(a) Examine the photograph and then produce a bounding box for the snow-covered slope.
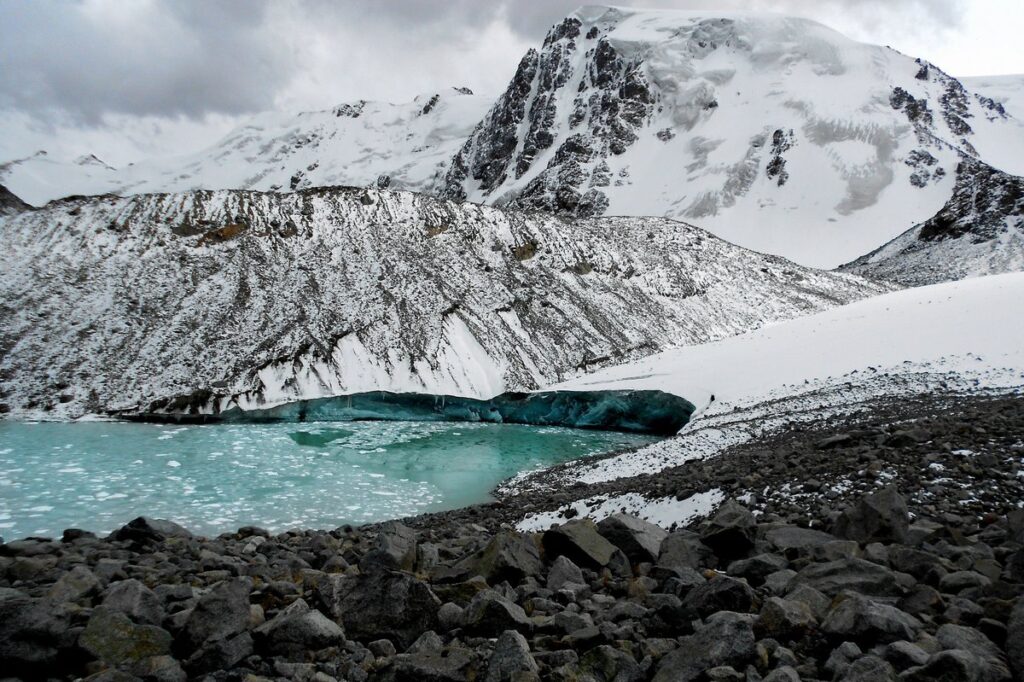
[443,7,1024,268]
[0,186,884,420]
[963,74,1024,121]
[522,272,1024,492]
[840,160,1024,286]
[0,89,489,207]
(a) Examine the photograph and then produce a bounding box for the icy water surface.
[0,421,656,539]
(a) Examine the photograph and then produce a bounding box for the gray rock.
[763,666,801,682]
[179,577,251,653]
[935,623,1010,681]
[330,570,440,649]
[838,654,895,681]
[80,606,173,666]
[681,575,755,619]
[765,525,839,554]
[253,598,345,657]
[378,644,481,682]
[653,611,756,682]
[443,531,542,586]
[485,629,538,682]
[833,486,909,544]
[940,571,992,593]
[758,596,817,639]
[902,649,989,681]
[785,583,832,621]
[360,522,418,573]
[438,602,464,632]
[546,555,584,592]
[596,513,668,564]
[822,593,922,644]
[128,654,187,682]
[580,644,642,682]
[542,519,618,569]
[368,638,397,658]
[701,500,756,561]
[763,569,797,596]
[0,595,74,674]
[793,557,904,598]
[103,579,164,626]
[109,517,192,545]
[1008,598,1024,680]
[727,553,788,586]
[884,640,930,668]
[658,529,716,570]
[462,590,532,637]
[46,564,101,603]
[407,630,444,655]
[184,631,253,674]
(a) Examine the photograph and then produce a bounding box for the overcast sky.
[1,0,1022,167]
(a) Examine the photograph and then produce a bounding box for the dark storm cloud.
[0,0,970,125]
[0,0,291,122]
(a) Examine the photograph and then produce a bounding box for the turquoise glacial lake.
[0,421,656,540]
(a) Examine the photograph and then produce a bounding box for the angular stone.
[580,644,641,682]
[360,522,418,573]
[793,557,904,598]
[485,629,538,682]
[378,645,481,682]
[681,575,755,619]
[443,531,542,586]
[653,611,756,682]
[822,593,922,644]
[462,590,532,637]
[727,553,788,586]
[838,654,896,681]
[128,654,187,682]
[329,570,440,649]
[935,623,1010,681]
[597,513,668,564]
[765,525,839,555]
[46,564,101,603]
[109,517,192,546]
[542,520,618,569]
[902,649,989,682]
[758,596,816,639]
[658,529,716,570]
[546,555,584,592]
[253,598,345,657]
[833,486,909,544]
[81,606,173,666]
[1008,598,1024,680]
[103,579,164,626]
[184,631,253,674]
[0,595,74,674]
[701,500,756,562]
[179,578,251,652]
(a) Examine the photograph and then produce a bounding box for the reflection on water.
[0,421,657,539]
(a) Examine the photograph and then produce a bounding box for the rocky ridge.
[840,160,1024,287]
[0,185,884,419]
[2,393,1023,681]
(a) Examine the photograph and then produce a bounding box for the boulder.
[658,529,716,570]
[793,557,904,598]
[542,520,618,569]
[0,595,75,675]
[727,553,788,586]
[838,654,896,681]
[80,606,173,666]
[701,500,756,561]
[822,593,922,644]
[902,649,990,681]
[1008,598,1024,680]
[178,578,252,653]
[442,531,542,586]
[653,611,756,682]
[253,598,344,657]
[462,590,532,637]
[546,555,584,592]
[46,564,101,603]
[329,570,440,648]
[935,623,1011,681]
[758,596,817,639]
[360,522,418,573]
[378,644,481,682]
[681,575,756,619]
[580,644,642,682]
[765,525,839,555]
[109,517,192,546]
[833,486,909,544]
[102,579,164,626]
[485,629,538,682]
[596,513,668,563]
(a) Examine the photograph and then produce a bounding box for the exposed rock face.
[0,186,883,419]
[441,7,1024,268]
[840,160,1024,286]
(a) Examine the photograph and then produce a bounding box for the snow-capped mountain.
[442,7,1024,268]
[0,186,884,419]
[964,74,1024,121]
[0,88,489,207]
[840,160,1024,287]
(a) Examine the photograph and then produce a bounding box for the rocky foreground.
[3,396,1024,681]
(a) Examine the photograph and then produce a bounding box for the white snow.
[516,488,725,532]
[529,272,1024,487]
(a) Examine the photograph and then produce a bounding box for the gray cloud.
[0,0,1008,167]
